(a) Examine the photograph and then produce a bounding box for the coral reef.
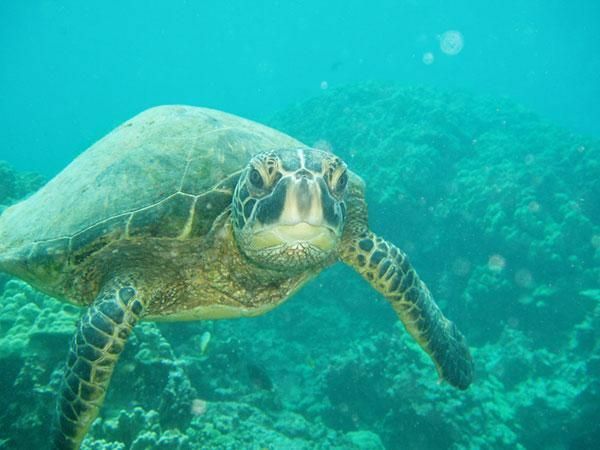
[1,84,598,448]
[321,325,597,449]
[271,83,599,347]
[0,161,45,291]
[0,160,44,210]
[0,280,77,449]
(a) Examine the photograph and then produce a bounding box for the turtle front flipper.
[342,231,474,390]
[52,279,145,450]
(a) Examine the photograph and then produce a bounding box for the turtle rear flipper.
[342,231,473,389]
[53,279,145,450]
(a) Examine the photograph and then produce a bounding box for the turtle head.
[232,148,348,272]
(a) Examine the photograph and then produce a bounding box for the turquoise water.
[1,2,599,450]
[1,1,599,174]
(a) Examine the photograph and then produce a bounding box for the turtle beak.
[252,222,337,251]
[251,172,340,251]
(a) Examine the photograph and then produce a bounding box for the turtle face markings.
[232,148,348,271]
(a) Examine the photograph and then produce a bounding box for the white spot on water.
[488,254,506,272]
[527,201,541,213]
[514,269,534,288]
[422,52,435,65]
[452,257,472,277]
[191,398,208,416]
[320,80,329,90]
[439,30,464,55]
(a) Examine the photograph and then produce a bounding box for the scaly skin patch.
[340,175,473,389]
[52,278,145,450]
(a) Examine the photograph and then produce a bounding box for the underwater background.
[1,1,599,449]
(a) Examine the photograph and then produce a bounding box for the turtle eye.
[335,170,348,193]
[248,168,264,189]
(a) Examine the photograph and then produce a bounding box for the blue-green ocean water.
[1,2,599,450]
[1,0,600,175]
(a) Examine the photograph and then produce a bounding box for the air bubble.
[191,398,208,416]
[514,269,534,288]
[422,52,435,65]
[527,201,541,213]
[439,30,464,55]
[488,254,506,272]
[452,257,472,277]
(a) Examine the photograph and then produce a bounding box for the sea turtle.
[0,106,473,449]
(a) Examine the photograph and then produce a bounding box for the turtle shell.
[0,106,301,292]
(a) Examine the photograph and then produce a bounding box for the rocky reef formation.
[271,83,598,348]
[0,160,44,211]
[0,84,598,449]
[0,163,44,293]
